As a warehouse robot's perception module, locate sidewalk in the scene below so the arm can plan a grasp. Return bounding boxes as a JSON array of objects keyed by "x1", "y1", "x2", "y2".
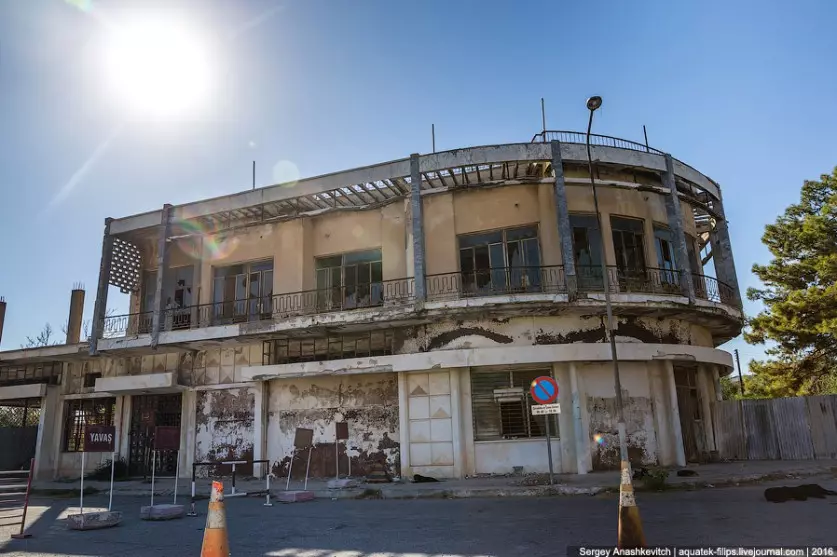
[{"x1": 33, "y1": 459, "x2": 837, "y2": 501}]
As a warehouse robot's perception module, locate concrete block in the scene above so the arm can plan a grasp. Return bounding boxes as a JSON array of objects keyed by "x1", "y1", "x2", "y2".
[
  {"x1": 66, "y1": 511, "x2": 122, "y2": 530},
  {"x1": 140, "y1": 504, "x2": 185, "y2": 521},
  {"x1": 327, "y1": 478, "x2": 359, "y2": 490},
  {"x1": 276, "y1": 490, "x2": 315, "y2": 503}
]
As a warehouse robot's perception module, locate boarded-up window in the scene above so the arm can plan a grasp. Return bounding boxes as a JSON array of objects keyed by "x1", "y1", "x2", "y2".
[
  {"x1": 63, "y1": 398, "x2": 116, "y2": 452},
  {"x1": 471, "y1": 369, "x2": 558, "y2": 441}
]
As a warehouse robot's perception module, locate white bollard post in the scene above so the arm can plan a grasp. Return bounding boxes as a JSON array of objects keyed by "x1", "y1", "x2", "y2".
[
  {"x1": 304, "y1": 447, "x2": 312, "y2": 491},
  {"x1": 173, "y1": 450, "x2": 179, "y2": 505},
  {"x1": 150, "y1": 450, "x2": 156, "y2": 508},
  {"x1": 79, "y1": 451, "x2": 86, "y2": 526},
  {"x1": 231, "y1": 463, "x2": 237, "y2": 496},
  {"x1": 264, "y1": 473, "x2": 272, "y2": 507},
  {"x1": 108, "y1": 452, "x2": 115, "y2": 511},
  {"x1": 286, "y1": 451, "x2": 295, "y2": 491}
]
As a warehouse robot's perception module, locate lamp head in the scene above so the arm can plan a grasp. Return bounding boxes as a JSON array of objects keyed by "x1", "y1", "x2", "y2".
[{"x1": 586, "y1": 96, "x2": 602, "y2": 111}]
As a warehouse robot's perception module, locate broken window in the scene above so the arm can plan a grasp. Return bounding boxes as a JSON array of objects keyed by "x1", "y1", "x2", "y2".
[
  {"x1": 611, "y1": 216, "x2": 647, "y2": 289},
  {"x1": 653, "y1": 225, "x2": 679, "y2": 289},
  {"x1": 315, "y1": 249, "x2": 383, "y2": 311},
  {"x1": 212, "y1": 260, "x2": 274, "y2": 323},
  {"x1": 264, "y1": 330, "x2": 395, "y2": 365},
  {"x1": 457, "y1": 225, "x2": 541, "y2": 295},
  {"x1": 62, "y1": 398, "x2": 116, "y2": 452},
  {"x1": 471, "y1": 369, "x2": 558, "y2": 441},
  {"x1": 570, "y1": 214, "x2": 604, "y2": 290}
]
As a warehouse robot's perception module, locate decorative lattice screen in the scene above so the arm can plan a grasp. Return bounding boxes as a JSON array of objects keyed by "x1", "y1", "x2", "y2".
[{"x1": 109, "y1": 237, "x2": 143, "y2": 293}]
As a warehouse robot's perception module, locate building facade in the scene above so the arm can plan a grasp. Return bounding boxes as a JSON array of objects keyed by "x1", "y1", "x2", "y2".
[{"x1": 0, "y1": 133, "x2": 743, "y2": 480}]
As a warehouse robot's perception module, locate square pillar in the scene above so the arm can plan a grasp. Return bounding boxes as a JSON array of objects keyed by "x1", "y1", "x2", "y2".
[
  {"x1": 397, "y1": 372, "x2": 410, "y2": 477},
  {"x1": 554, "y1": 363, "x2": 575, "y2": 473},
  {"x1": 34, "y1": 386, "x2": 60, "y2": 479},
  {"x1": 410, "y1": 155, "x2": 426, "y2": 302},
  {"x1": 151, "y1": 204, "x2": 173, "y2": 347},
  {"x1": 664, "y1": 361, "x2": 687, "y2": 466},
  {"x1": 551, "y1": 141, "x2": 577, "y2": 297},
  {"x1": 708, "y1": 198, "x2": 742, "y2": 307},
  {"x1": 180, "y1": 390, "x2": 197, "y2": 479},
  {"x1": 569, "y1": 363, "x2": 590, "y2": 473},
  {"x1": 663, "y1": 155, "x2": 696, "y2": 302},
  {"x1": 449, "y1": 368, "x2": 463, "y2": 479},
  {"x1": 89, "y1": 218, "x2": 114, "y2": 355},
  {"x1": 252, "y1": 381, "x2": 268, "y2": 478}
]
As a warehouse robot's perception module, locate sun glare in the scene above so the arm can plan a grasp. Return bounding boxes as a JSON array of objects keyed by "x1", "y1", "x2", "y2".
[{"x1": 103, "y1": 18, "x2": 212, "y2": 120}]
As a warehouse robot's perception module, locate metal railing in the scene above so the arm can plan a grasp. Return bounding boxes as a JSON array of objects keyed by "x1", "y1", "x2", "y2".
[
  {"x1": 426, "y1": 266, "x2": 566, "y2": 301},
  {"x1": 531, "y1": 130, "x2": 665, "y2": 155},
  {"x1": 693, "y1": 274, "x2": 740, "y2": 308},
  {"x1": 575, "y1": 265, "x2": 684, "y2": 295},
  {"x1": 102, "y1": 311, "x2": 154, "y2": 337}
]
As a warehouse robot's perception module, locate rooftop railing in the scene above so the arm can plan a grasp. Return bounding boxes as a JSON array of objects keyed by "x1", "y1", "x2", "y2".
[{"x1": 531, "y1": 130, "x2": 665, "y2": 155}]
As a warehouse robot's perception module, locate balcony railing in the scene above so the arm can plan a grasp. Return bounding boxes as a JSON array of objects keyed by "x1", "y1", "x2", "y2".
[
  {"x1": 530, "y1": 130, "x2": 665, "y2": 155},
  {"x1": 426, "y1": 266, "x2": 566, "y2": 301},
  {"x1": 97, "y1": 267, "x2": 740, "y2": 340},
  {"x1": 102, "y1": 311, "x2": 154, "y2": 338},
  {"x1": 575, "y1": 265, "x2": 684, "y2": 296},
  {"x1": 693, "y1": 274, "x2": 740, "y2": 308}
]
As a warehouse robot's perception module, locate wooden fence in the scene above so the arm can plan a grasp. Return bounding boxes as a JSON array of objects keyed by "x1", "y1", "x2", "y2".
[{"x1": 713, "y1": 395, "x2": 837, "y2": 461}]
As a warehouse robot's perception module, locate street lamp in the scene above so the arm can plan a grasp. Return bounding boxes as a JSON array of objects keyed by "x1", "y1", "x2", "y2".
[{"x1": 585, "y1": 96, "x2": 629, "y2": 464}]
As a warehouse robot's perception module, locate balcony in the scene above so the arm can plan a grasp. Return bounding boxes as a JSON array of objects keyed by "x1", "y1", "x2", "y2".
[{"x1": 98, "y1": 265, "x2": 740, "y2": 340}]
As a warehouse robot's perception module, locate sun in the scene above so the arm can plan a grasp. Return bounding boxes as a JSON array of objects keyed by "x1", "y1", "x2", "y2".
[{"x1": 103, "y1": 17, "x2": 212, "y2": 120}]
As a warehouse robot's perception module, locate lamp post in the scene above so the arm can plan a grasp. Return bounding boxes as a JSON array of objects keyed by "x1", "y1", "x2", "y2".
[{"x1": 585, "y1": 96, "x2": 629, "y2": 464}]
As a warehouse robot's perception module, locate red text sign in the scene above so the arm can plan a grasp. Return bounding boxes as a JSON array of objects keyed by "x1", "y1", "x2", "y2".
[{"x1": 84, "y1": 425, "x2": 116, "y2": 452}]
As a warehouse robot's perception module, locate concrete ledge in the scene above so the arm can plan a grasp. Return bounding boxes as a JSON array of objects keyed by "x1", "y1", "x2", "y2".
[
  {"x1": 276, "y1": 490, "x2": 315, "y2": 503},
  {"x1": 96, "y1": 372, "x2": 180, "y2": 395},
  {"x1": 66, "y1": 511, "x2": 122, "y2": 530},
  {"x1": 140, "y1": 504, "x2": 185, "y2": 520}
]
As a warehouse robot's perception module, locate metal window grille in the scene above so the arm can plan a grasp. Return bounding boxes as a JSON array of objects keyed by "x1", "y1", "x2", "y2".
[
  {"x1": 0, "y1": 399, "x2": 41, "y2": 428},
  {"x1": 63, "y1": 398, "x2": 116, "y2": 452},
  {"x1": 263, "y1": 330, "x2": 395, "y2": 365},
  {"x1": 471, "y1": 369, "x2": 558, "y2": 441},
  {"x1": 0, "y1": 362, "x2": 62, "y2": 387}
]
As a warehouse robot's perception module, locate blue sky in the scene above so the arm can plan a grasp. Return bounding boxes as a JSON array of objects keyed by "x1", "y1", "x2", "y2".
[{"x1": 1, "y1": 0, "x2": 835, "y2": 367}]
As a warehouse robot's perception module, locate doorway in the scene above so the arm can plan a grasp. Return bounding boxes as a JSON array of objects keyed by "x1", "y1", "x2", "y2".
[
  {"x1": 0, "y1": 398, "x2": 40, "y2": 470},
  {"x1": 128, "y1": 393, "x2": 182, "y2": 478},
  {"x1": 673, "y1": 365, "x2": 706, "y2": 463}
]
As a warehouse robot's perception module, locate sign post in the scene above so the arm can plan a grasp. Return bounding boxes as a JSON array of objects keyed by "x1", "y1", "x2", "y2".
[
  {"x1": 153, "y1": 426, "x2": 181, "y2": 506},
  {"x1": 530, "y1": 376, "x2": 561, "y2": 485},
  {"x1": 69, "y1": 425, "x2": 118, "y2": 530}
]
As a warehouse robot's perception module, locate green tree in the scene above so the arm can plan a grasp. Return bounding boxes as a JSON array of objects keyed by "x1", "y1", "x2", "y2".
[{"x1": 745, "y1": 167, "x2": 837, "y2": 397}]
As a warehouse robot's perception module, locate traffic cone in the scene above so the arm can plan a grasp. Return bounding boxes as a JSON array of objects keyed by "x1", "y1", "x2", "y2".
[
  {"x1": 200, "y1": 481, "x2": 230, "y2": 557},
  {"x1": 617, "y1": 460, "x2": 646, "y2": 549}
]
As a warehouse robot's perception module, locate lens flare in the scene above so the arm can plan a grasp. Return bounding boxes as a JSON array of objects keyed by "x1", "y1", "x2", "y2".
[
  {"x1": 173, "y1": 219, "x2": 240, "y2": 262},
  {"x1": 593, "y1": 433, "x2": 605, "y2": 446},
  {"x1": 64, "y1": 0, "x2": 94, "y2": 13},
  {"x1": 272, "y1": 160, "x2": 300, "y2": 188}
]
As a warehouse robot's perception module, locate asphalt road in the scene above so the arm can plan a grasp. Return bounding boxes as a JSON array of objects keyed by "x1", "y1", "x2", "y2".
[{"x1": 1, "y1": 480, "x2": 836, "y2": 557}]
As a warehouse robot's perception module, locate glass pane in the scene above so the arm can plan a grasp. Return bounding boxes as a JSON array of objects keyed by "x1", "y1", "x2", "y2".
[
  {"x1": 611, "y1": 216, "x2": 643, "y2": 233},
  {"x1": 316, "y1": 268, "x2": 329, "y2": 291},
  {"x1": 523, "y1": 238, "x2": 540, "y2": 268},
  {"x1": 213, "y1": 277, "x2": 225, "y2": 304},
  {"x1": 371, "y1": 261, "x2": 382, "y2": 283},
  {"x1": 506, "y1": 225, "x2": 538, "y2": 241},
  {"x1": 459, "y1": 230, "x2": 503, "y2": 249},
  {"x1": 489, "y1": 243, "x2": 506, "y2": 291},
  {"x1": 343, "y1": 249, "x2": 382, "y2": 264},
  {"x1": 506, "y1": 241, "x2": 522, "y2": 268},
  {"x1": 214, "y1": 264, "x2": 244, "y2": 278},
  {"x1": 460, "y1": 248, "x2": 475, "y2": 292},
  {"x1": 343, "y1": 265, "x2": 357, "y2": 308},
  {"x1": 263, "y1": 271, "x2": 273, "y2": 297},
  {"x1": 357, "y1": 262, "x2": 370, "y2": 284},
  {"x1": 316, "y1": 256, "x2": 342, "y2": 269},
  {"x1": 251, "y1": 259, "x2": 273, "y2": 272}
]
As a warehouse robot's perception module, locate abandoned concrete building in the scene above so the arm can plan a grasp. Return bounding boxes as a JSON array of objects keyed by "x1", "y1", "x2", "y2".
[{"x1": 0, "y1": 132, "x2": 743, "y2": 481}]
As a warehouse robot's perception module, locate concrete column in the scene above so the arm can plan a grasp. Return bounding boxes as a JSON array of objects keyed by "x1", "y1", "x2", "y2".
[
  {"x1": 118, "y1": 395, "x2": 132, "y2": 458},
  {"x1": 664, "y1": 360, "x2": 687, "y2": 466},
  {"x1": 397, "y1": 372, "x2": 410, "y2": 477},
  {"x1": 410, "y1": 155, "x2": 426, "y2": 302},
  {"x1": 554, "y1": 363, "x2": 575, "y2": 473},
  {"x1": 663, "y1": 155, "x2": 696, "y2": 302},
  {"x1": 180, "y1": 390, "x2": 197, "y2": 479},
  {"x1": 569, "y1": 363, "x2": 590, "y2": 474},
  {"x1": 713, "y1": 367, "x2": 723, "y2": 402},
  {"x1": 252, "y1": 382, "x2": 267, "y2": 478},
  {"x1": 709, "y1": 197, "x2": 742, "y2": 306},
  {"x1": 89, "y1": 217, "x2": 114, "y2": 355},
  {"x1": 460, "y1": 367, "x2": 476, "y2": 476},
  {"x1": 697, "y1": 365, "x2": 717, "y2": 453},
  {"x1": 449, "y1": 368, "x2": 463, "y2": 479},
  {"x1": 551, "y1": 141, "x2": 577, "y2": 297},
  {"x1": 151, "y1": 204, "x2": 174, "y2": 347},
  {"x1": 34, "y1": 386, "x2": 60, "y2": 479}
]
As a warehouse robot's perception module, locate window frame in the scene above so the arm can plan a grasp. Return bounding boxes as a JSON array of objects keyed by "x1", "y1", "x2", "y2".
[
  {"x1": 211, "y1": 259, "x2": 274, "y2": 323},
  {"x1": 315, "y1": 249, "x2": 384, "y2": 311},
  {"x1": 456, "y1": 224, "x2": 542, "y2": 294}
]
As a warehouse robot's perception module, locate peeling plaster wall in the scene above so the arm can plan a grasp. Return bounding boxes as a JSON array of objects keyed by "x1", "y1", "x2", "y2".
[
  {"x1": 266, "y1": 373, "x2": 399, "y2": 480},
  {"x1": 194, "y1": 387, "x2": 256, "y2": 477},
  {"x1": 579, "y1": 361, "x2": 659, "y2": 470},
  {"x1": 397, "y1": 315, "x2": 713, "y2": 355}
]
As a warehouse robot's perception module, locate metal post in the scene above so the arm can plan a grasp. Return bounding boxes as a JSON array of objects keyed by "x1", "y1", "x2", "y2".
[
  {"x1": 285, "y1": 451, "x2": 295, "y2": 490},
  {"x1": 335, "y1": 441, "x2": 339, "y2": 480},
  {"x1": 410, "y1": 154, "x2": 426, "y2": 302},
  {"x1": 11, "y1": 458, "x2": 35, "y2": 539},
  {"x1": 173, "y1": 450, "x2": 179, "y2": 505},
  {"x1": 643, "y1": 125, "x2": 649, "y2": 152},
  {"x1": 304, "y1": 447, "x2": 312, "y2": 491},
  {"x1": 108, "y1": 452, "x2": 115, "y2": 511},
  {"x1": 231, "y1": 463, "x2": 237, "y2": 496},
  {"x1": 150, "y1": 450, "x2": 156, "y2": 507},
  {"x1": 545, "y1": 417, "x2": 554, "y2": 485},
  {"x1": 187, "y1": 463, "x2": 197, "y2": 516},
  {"x1": 586, "y1": 103, "x2": 629, "y2": 464},
  {"x1": 541, "y1": 98, "x2": 547, "y2": 138},
  {"x1": 347, "y1": 444, "x2": 351, "y2": 478},
  {"x1": 264, "y1": 473, "x2": 272, "y2": 507},
  {"x1": 79, "y1": 451, "x2": 85, "y2": 525},
  {"x1": 734, "y1": 349, "x2": 744, "y2": 396},
  {"x1": 431, "y1": 124, "x2": 436, "y2": 153}
]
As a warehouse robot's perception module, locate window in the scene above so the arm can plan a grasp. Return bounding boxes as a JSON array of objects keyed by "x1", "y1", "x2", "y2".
[
  {"x1": 570, "y1": 214, "x2": 604, "y2": 290},
  {"x1": 264, "y1": 330, "x2": 395, "y2": 365},
  {"x1": 471, "y1": 369, "x2": 558, "y2": 441},
  {"x1": 611, "y1": 216, "x2": 647, "y2": 289},
  {"x1": 63, "y1": 398, "x2": 116, "y2": 452},
  {"x1": 316, "y1": 249, "x2": 383, "y2": 311},
  {"x1": 653, "y1": 225, "x2": 679, "y2": 288},
  {"x1": 83, "y1": 373, "x2": 102, "y2": 389},
  {"x1": 212, "y1": 260, "x2": 274, "y2": 323},
  {"x1": 458, "y1": 225, "x2": 541, "y2": 294}
]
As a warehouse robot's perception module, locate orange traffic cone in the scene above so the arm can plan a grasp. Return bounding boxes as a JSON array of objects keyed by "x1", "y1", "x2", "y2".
[
  {"x1": 617, "y1": 460, "x2": 646, "y2": 549},
  {"x1": 201, "y1": 481, "x2": 230, "y2": 557}
]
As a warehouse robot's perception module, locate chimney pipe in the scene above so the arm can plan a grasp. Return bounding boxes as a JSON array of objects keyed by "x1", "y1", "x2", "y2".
[
  {"x1": 67, "y1": 284, "x2": 85, "y2": 344},
  {"x1": 0, "y1": 296, "x2": 6, "y2": 348}
]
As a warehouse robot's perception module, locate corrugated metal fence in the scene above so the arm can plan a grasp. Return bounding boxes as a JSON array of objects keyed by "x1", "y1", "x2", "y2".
[{"x1": 713, "y1": 395, "x2": 837, "y2": 461}]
